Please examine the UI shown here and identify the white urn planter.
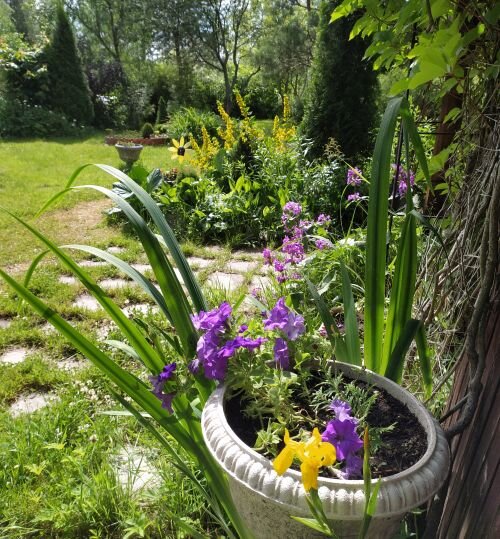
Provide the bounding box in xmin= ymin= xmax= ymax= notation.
xmin=201 ymin=362 xmax=450 ymax=539
xmin=115 ymin=143 xmax=143 ymax=165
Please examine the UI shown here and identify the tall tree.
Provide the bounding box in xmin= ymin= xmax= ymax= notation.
xmin=300 ymin=0 xmax=379 ymax=159
xmin=192 ymin=0 xmax=261 ymax=113
xmin=46 ymin=4 xmax=94 ymax=123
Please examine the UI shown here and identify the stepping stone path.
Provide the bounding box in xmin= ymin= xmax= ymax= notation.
xmin=206 ymin=272 xmax=245 ymax=291
xmin=0 ymin=347 xmax=28 ymax=365
xmin=59 ymin=275 xmax=77 ymax=285
xmin=113 ymin=445 xmax=161 ymax=493
xmin=73 ymin=293 xmax=101 ymax=311
xmin=9 ymin=392 xmax=59 ymax=417
xmin=0 ymin=318 xmax=12 ymax=329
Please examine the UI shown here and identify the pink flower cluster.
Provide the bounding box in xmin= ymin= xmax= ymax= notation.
xmin=263 ymin=202 xmax=332 ymax=283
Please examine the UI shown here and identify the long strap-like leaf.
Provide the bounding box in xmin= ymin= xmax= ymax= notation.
xmin=340 ymin=262 xmax=362 ymax=366
xmin=380 ymin=213 xmax=417 ymax=375
xmin=91 ymin=164 xmax=208 ymax=313
xmin=73 ymin=184 xmax=198 ymax=361
xmin=364 ymin=96 xmax=403 ymax=372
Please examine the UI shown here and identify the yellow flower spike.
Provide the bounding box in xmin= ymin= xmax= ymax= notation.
xmin=273 ymin=428 xmax=336 ymax=492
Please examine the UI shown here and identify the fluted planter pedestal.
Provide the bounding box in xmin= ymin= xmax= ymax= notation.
xmin=202 ymin=363 xmax=450 ymax=539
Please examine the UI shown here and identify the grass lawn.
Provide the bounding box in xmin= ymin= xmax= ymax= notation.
xmin=0 ymin=133 xmax=174 ymax=265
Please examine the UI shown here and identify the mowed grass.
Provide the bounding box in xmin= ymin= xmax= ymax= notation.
xmin=0 ymin=134 xmax=173 ymax=265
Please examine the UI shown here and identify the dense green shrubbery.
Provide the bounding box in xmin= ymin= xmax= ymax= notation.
xmin=166 ymin=107 xmax=222 ymax=141
xmin=0 ymin=99 xmax=83 ymax=137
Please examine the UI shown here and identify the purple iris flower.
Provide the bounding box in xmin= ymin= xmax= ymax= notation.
xmin=160 ymin=392 xmax=175 ymax=414
xmin=321 ymin=419 xmax=364 ymax=461
xmin=329 ymin=399 xmax=354 ymax=422
xmin=339 ymin=452 xmax=363 ymax=479
xmin=273 ymin=337 xmax=289 ymax=369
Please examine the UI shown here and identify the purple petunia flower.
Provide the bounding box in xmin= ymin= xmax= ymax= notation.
xmin=316 ymin=213 xmax=331 ymax=225
xmin=346 ymin=168 xmax=363 ymax=186
xmin=329 ymin=399 xmax=354 ymax=422
xmin=321 ymin=418 xmax=364 ymax=461
xmin=315 ymin=238 xmax=332 ymax=250
xmin=262 ymin=248 xmax=273 ymax=264
xmin=273 ymin=337 xmax=289 ymax=369
xmin=264 ymin=298 xmax=305 ymax=341
xmin=347 ymin=192 xmax=361 ymax=202
xmin=149 ymin=362 xmax=177 ymax=414
xmin=191 ymin=302 xmax=232 ymax=332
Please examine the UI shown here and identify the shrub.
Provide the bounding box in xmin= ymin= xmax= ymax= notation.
xmin=156 ymin=96 xmax=168 ymax=124
xmin=166 ymin=107 xmax=222 ymax=142
xmin=141 ymin=122 xmax=155 ymax=138
xmin=0 ymin=99 xmax=82 ymax=137
xmin=45 ymin=4 xmax=94 ymax=124
xmin=300 ymin=0 xmax=379 ymax=159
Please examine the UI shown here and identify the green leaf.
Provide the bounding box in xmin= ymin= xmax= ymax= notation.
xmin=384 ymin=319 xmax=421 ymax=383
xmin=305 ymin=277 xmax=349 ymax=363
xmin=340 ymin=262 xmax=361 ymax=366
xmin=364 ymin=96 xmax=403 ymax=372
xmin=400 ymin=99 xmax=431 ymax=186
xmin=380 ymin=213 xmax=417 ymax=376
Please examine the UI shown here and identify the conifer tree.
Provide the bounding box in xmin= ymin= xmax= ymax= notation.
xmin=156 ymin=96 xmax=168 ymax=125
xmin=46 ymin=4 xmax=94 ymax=124
xmin=300 ymin=0 xmax=379 ymax=159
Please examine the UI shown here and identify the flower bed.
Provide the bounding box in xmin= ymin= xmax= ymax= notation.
xmin=104 ymin=135 xmax=169 ymax=146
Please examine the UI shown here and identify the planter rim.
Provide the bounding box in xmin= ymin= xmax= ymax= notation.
xmin=202 ymin=361 xmax=450 ymax=519
xmin=114 ymin=143 xmax=144 ymax=149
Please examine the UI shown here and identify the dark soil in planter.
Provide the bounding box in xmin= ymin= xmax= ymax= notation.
xmin=225 ymin=376 xmax=427 ymax=479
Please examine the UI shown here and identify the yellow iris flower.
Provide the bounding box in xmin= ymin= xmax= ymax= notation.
xmin=273 ymin=428 xmax=336 ymax=491
xmin=168 ymin=136 xmax=191 ymax=163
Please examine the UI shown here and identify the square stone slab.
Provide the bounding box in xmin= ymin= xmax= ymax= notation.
xmin=0 ymin=347 xmax=28 ymax=365
xmin=206 ymin=272 xmax=245 ymax=291
xmin=79 ymin=260 xmax=109 ymax=267
xmin=122 ymin=303 xmax=158 ymax=317
xmin=130 ymin=263 xmax=152 ymax=273
xmin=187 ymin=257 xmax=213 ymax=269
xmin=0 ymin=318 xmax=12 ymax=329
xmin=9 ymin=392 xmax=59 ymax=417
xmin=73 ymin=294 xmax=101 ymax=311
xmin=99 ymin=278 xmax=133 ymax=290
xmin=225 ymin=260 xmax=258 ymax=274
xmin=113 ymin=445 xmax=161 ymax=492
xmin=59 ymin=275 xmax=77 ymax=285
xmin=250 ymin=275 xmax=273 ymax=290
xmin=107 ymin=246 xmax=125 ymax=254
